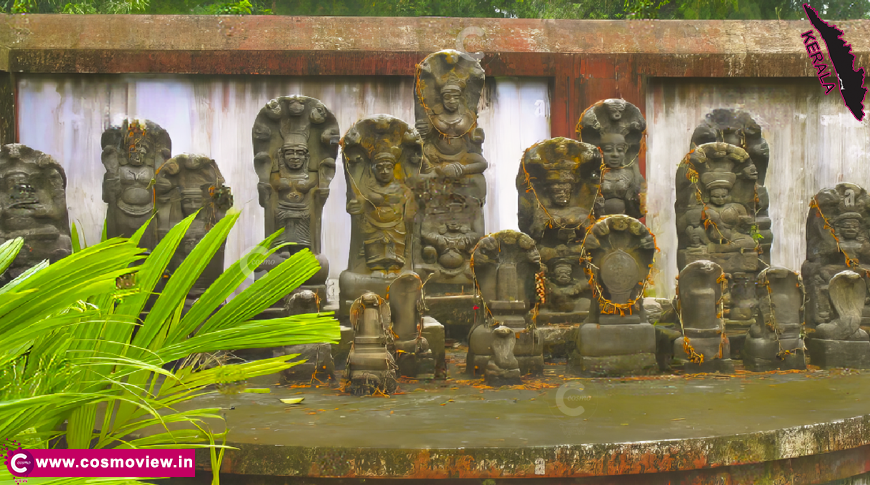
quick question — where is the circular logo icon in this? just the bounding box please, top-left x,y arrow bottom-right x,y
237,244 -> 273,285
555,381 -> 592,417
7,450 -> 34,477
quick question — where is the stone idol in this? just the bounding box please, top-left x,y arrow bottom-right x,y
345,292 -> 398,395
252,96 -> 340,308
0,144 -> 71,282
517,137 -> 601,324
569,215 -> 657,376
691,109 -> 772,264
466,230 -> 544,384
413,50 -> 487,327
802,184 -> 870,368
101,119 -> 172,250
805,270 -> 870,369
674,260 -> 733,373
154,154 -> 233,299
576,99 -> 646,219
744,267 -> 807,371
674,142 -> 762,347
338,115 -> 423,318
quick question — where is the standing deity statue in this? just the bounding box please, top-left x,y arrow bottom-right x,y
691,109 -> 773,264
413,50 -> 488,327
154,154 -> 233,299
101,119 -> 172,250
675,142 -> 763,347
338,115 -> 423,319
569,215 -> 658,377
576,99 -> 647,219
0,144 -> 71,282
252,95 -> 340,303
517,137 -> 601,323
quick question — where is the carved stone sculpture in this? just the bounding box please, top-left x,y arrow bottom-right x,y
0,144 -> 71,282
675,142 -> 762,345
569,215 -> 657,376
673,260 -> 733,373
576,99 -> 646,219
691,109 -> 772,264
517,137 -> 601,323
802,184 -> 870,331
386,273 -> 437,379
345,292 -> 398,395
154,154 -> 233,299
101,119 -> 172,250
413,50 -> 488,327
273,290 -> 336,383
466,230 -> 544,382
744,267 -> 807,371
805,270 -> 870,368
252,95 -> 339,303
338,115 -> 423,318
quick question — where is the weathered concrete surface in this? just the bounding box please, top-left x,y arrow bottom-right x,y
180,368 -> 870,480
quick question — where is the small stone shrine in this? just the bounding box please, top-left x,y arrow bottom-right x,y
802,184 -> 870,368
805,270 -> 870,369
0,144 -> 71,282
576,99 -> 647,219
154,154 -> 233,300
691,109 -> 773,265
517,137 -> 600,324
674,260 -> 733,373
252,96 -> 340,307
674,142 -> 762,345
345,292 -> 398,395
466,230 -> 544,383
101,119 -> 172,250
413,49 -> 488,327
569,215 -> 657,376
386,273 -> 437,379
744,267 -> 807,371
338,115 -> 423,318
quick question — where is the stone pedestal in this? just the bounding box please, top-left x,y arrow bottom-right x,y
674,336 -> 734,373
274,343 -> 335,383
569,322 -> 657,376
332,324 -> 354,370
743,337 -> 806,371
806,339 -> 870,369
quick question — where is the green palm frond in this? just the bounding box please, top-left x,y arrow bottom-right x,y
0,211 -> 339,485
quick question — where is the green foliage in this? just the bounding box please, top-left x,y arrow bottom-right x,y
0,210 -> 338,485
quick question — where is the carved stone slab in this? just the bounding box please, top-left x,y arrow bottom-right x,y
576,99 -> 646,219
0,144 -> 71,282
744,267 -> 807,371
101,119 -> 172,250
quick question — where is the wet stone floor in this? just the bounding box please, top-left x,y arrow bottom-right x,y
186,347 -> 870,449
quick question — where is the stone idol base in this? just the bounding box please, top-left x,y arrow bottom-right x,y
568,323 -> 657,377
275,343 -> 336,383
674,336 -> 734,374
743,337 -> 807,371
806,338 -> 870,369
537,324 -> 577,358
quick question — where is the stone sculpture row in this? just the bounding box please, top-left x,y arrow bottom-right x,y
5,48 -> 870,397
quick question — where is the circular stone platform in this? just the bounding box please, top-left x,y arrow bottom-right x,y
180,351 -> 870,484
